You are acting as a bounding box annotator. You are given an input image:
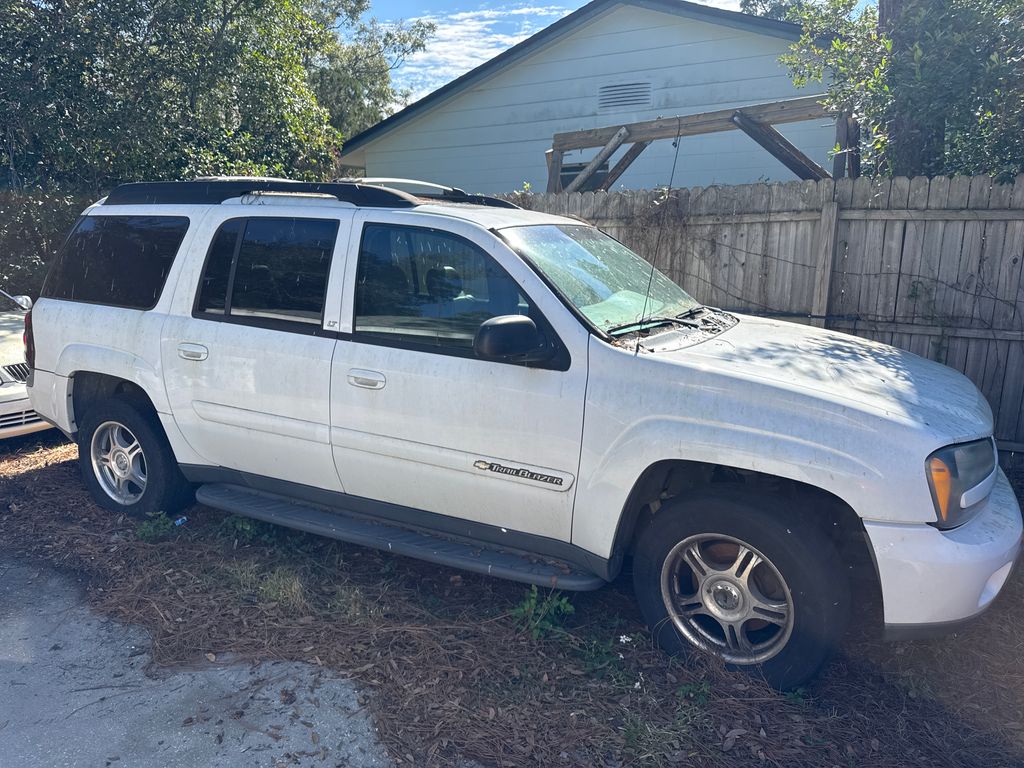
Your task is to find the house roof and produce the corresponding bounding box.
[339,0,803,160]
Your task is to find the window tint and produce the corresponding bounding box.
[354,224,530,349]
[43,216,189,309]
[194,217,338,326]
[196,219,241,314]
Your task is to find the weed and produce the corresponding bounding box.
[135,511,175,542]
[327,583,373,621]
[510,585,574,639]
[259,566,308,613]
[222,560,262,594]
[220,514,279,545]
[676,680,711,707]
[785,687,808,704]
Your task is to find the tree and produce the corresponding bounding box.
[783,0,1024,180]
[740,0,808,21]
[311,18,433,141]
[0,0,432,191]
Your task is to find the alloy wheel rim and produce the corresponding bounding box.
[90,421,147,505]
[660,533,794,665]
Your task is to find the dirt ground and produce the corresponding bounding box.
[2,430,1024,768]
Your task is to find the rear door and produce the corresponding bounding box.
[161,208,351,490]
[328,211,590,541]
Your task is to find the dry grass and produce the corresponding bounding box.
[3,431,1024,767]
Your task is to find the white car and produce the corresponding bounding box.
[0,291,50,439]
[26,178,1022,689]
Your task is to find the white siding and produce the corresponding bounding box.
[355,5,835,192]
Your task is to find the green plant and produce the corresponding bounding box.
[220,514,280,545]
[510,585,574,639]
[676,680,712,708]
[785,686,808,704]
[135,511,176,542]
[259,567,309,613]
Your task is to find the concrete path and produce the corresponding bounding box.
[0,556,394,768]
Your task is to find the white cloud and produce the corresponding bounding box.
[391,0,745,106]
[393,4,573,102]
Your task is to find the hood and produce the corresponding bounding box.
[0,310,27,367]
[655,314,992,442]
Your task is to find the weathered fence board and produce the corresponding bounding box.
[512,175,1024,448]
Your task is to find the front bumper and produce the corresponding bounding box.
[865,468,1022,634]
[0,384,51,439]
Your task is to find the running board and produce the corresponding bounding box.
[195,483,605,591]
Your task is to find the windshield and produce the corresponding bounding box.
[501,224,699,334]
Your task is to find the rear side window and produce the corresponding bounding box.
[42,216,190,309]
[194,217,338,327]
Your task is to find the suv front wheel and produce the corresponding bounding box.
[632,489,849,690]
[78,399,193,517]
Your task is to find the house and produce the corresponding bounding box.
[339,0,836,193]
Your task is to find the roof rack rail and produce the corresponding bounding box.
[102,179,420,208]
[336,177,520,210]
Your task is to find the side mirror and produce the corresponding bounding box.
[13,295,32,311]
[473,315,552,363]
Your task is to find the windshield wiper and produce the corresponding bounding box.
[605,310,703,336]
[675,305,706,320]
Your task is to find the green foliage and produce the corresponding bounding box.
[0,0,432,191]
[312,18,434,141]
[220,514,280,544]
[783,0,1024,180]
[676,680,712,707]
[510,585,575,639]
[136,511,177,542]
[0,192,91,295]
[740,0,809,21]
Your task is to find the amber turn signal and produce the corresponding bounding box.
[928,456,953,523]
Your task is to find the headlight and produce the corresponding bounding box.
[926,438,997,529]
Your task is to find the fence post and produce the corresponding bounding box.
[810,200,839,328]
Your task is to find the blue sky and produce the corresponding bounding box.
[377,0,743,102]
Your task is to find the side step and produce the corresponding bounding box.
[195,483,606,591]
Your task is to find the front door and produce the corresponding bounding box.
[329,214,588,541]
[162,211,349,490]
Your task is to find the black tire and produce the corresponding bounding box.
[77,398,193,518]
[632,488,849,690]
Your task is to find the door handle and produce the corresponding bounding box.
[177,343,209,361]
[347,369,386,390]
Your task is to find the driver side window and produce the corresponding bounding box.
[353,224,530,351]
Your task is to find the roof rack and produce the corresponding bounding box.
[102,179,420,208]
[336,177,520,210]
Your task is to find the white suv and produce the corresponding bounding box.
[27,178,1022,688]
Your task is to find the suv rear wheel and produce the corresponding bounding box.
[632,489,849,690]
[78,399,193,517]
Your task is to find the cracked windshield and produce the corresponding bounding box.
[502,224,699,334]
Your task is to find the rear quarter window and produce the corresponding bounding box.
[42,215,190,309]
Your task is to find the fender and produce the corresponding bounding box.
[55,343,172,416]
[571,336,953,558]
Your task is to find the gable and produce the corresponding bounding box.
[340,0,802,164]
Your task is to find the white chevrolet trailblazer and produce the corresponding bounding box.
[26,178,1021,688]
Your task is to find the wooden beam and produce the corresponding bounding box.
[598,141,650,191]
[552,95,830,151]
[545,149,563,193]
[730,111,831,181]
[809,201,839,327]
[563,127,630,194]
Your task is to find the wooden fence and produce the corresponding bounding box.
[511,175,1024,450]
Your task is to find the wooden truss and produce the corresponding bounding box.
[545,95,859,193]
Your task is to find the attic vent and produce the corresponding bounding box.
[598,82,652,112]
